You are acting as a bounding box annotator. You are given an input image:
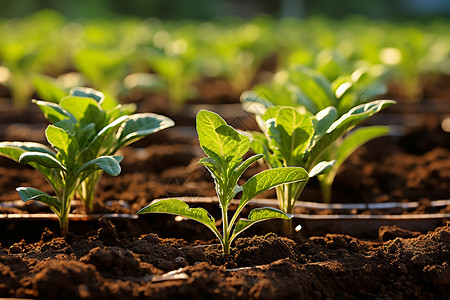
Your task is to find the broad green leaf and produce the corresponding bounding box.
[32,74,68,104]
[311,107,338,137]
[77,123,96,149]
[241,84,295,114]
[54,119,75,133]
[81,115,128,158]
[309,160,335,177]
[0,142,56,179]
[0,142,55,162]
[70,87,104,103]
[19,152,65,171]
[198,157,222,185]
[307,100,395,167]
[240,167,309,207]
[60,96,106,128]
[32,100,74,123]
[232,207,291,240]
[240,90,271,116]
[196,110,250,163]
[290,88,319,115]
[45,125,72,154]
[115,113,175,151]
[268,107,314,165]
[16,187,61,212]
[249,132,283,169]
[335,126,389,168]
[288,66,336,113]
[106,103,137,121]
[78,156,121,176]
[137,198,218,236]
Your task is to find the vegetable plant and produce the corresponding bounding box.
[137,110,309,254]
[242,65,395,204]
[31,86,174,212]
[0,134,122,235]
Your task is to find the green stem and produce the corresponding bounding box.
[59,174,77,235]
[80,171,102,213]
[221,202,231,255]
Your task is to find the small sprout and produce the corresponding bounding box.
[138,110,309,255]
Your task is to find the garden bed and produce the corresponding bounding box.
[1,218,449,299]
[1,73,450,299]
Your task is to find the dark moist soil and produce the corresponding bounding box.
[0,219,449,299]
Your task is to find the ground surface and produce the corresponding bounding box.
[1,220,449,299]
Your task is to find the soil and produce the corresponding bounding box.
[0,75,450,298]
[0,219,449,299]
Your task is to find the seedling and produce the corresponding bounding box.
[0,136,122,235]
[242,65,395,203]
[31,86,174,212]
[137,110,309,254]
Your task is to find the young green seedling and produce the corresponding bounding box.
[0,130,122,235]
[137,110,309,255]
[32,86,174,212]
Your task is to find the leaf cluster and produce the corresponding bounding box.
[138,110,309,254]
[242,65,395,205]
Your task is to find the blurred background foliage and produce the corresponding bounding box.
[1,0,450,20]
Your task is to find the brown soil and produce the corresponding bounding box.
[0,219,449,299]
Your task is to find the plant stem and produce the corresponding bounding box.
[80,171,102,213]
[59,175,77,235]
[282,218,293,238]
[221,202,231,255]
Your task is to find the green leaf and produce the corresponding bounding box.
[198,157,221,180]
[307,100,395,167]
[240,167,309,207]
[78,156,121,176]
[70,87,105,103]
[249,132,283,169]
[196,110,250,164]
[60,96,105,127]
[232,207,291,239]
[115,113,175,151]
[288,66,336,113]
[311,107,338,137]
[309,160,335,177]
[137,198,218,236]
[0,142,56,180]
[335,126,389,169]
[81,115,128,159]
[32,100,74,124]
[32,73,68,104]
[268,107,314,165]
[16,187,61,212]
[234,154,264,181]
[76,123,96,149]
[45,125,73,154]
[0,142,55,162]
[19,152,65,171]
[240,90,270,116]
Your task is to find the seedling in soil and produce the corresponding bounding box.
[31,86,174,212]
[137,110,309,254]
[0,138,122,235]
[242,65,395,203]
